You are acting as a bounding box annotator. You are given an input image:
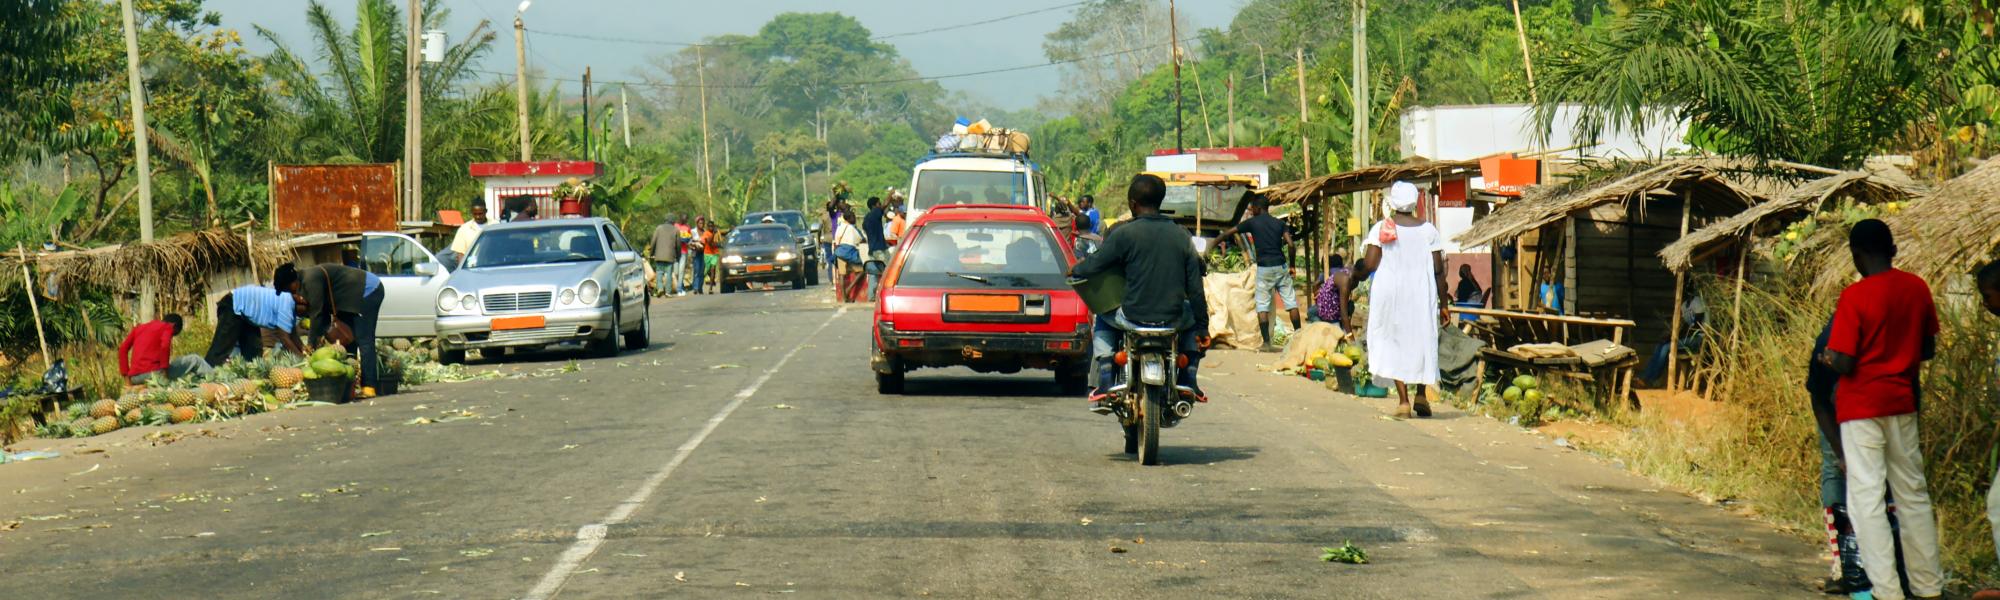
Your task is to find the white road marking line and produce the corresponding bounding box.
[524,306,848,600]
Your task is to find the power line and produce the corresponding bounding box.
[467,33,1195,91]
[521,1,1087,48]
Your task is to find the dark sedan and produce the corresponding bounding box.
[717,224,808,293]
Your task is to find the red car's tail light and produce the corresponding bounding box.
[1046,340,1073,350]
[897,338,925,348]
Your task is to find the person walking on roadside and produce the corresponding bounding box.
[832,207,866,303]
[1818,219,1942,600]
[649,213,682,297]
[1208,193,1301,352]
[119,314,209,383]
[686,217,708,295]
[1351,181,1449,419]
[701,221,721,294]
[205,273,306,366]
[885,190,908,247]
[862,197,890,301]
[1970,261,2000,600]
[283,263,387,399]
[675,217,694,295]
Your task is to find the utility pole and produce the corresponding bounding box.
[724,137,731,172]
[1295,48,1310,179]
[118,0,155,319]
[1169,0,1182,153]
[1510,0,1537,104]
[405,0,422,221]
[697,46,713,222]
[1227,73,1236,147]
[513,3,532,161]
[620,84,631,149]
[799,161,807,212]
[1351,0,1371,255]
[770,156,777,211]
[582,66,592,162]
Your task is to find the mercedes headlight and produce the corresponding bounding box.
[775,251,796,261]
[438,288,460,312]
[578,279,602,305]
[721,255,743,264]
[559,288,577,305]
[459,293,478,312]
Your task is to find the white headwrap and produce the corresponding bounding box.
[1386,181,1420,213]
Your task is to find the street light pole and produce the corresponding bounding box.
[117,0,155,319]
[513,1,532,161]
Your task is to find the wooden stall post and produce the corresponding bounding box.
[1665,199,1692,390]
[17,243,50,374]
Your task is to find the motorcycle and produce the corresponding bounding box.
[1106,324,1197,466]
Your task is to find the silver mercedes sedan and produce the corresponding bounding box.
[433,217,651,363]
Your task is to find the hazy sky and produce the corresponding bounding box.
[211,0,1244,110]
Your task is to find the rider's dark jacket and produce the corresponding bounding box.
[1071,213,1209,327]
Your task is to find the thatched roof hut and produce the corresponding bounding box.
[4,229,294,312]
[1257,157,1481,206]
[1456,161,1762,248]
[1807,156,2000,295]
[1658,170,1928,273]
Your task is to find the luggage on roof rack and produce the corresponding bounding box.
[934,129,1030,157]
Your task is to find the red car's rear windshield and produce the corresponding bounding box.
[899,222,1067,289]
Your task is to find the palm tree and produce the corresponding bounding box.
[1531,0,1951,169]
[256,0,493,165]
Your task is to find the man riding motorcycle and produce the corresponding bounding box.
[1069,173,1209,414]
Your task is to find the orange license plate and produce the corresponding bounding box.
[491,316,546,331]
[747,264,774,273]
[947,294,1021,313]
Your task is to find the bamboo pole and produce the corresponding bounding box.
[1509,0,1537,104]
[1666,199,1693,390]
[18,243,50,373]
[1728,234,1748,361]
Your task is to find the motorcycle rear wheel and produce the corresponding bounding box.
[1138,385,1163,465]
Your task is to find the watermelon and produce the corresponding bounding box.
[1523,390,1545,405]
[311,345,347,363]
[1502,386,1523,402]
[1512,375,1539,390]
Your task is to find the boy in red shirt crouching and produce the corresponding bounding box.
[1819,219,1942,600]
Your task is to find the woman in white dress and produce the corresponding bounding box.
[1353,181,1450,418]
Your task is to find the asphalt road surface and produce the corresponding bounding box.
[1,288,1824,598]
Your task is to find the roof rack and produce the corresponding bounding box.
[926,204,1041,213]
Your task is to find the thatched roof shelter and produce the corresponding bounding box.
[1257,157,1481,206]
[1806,156,2000,294]
[4,229,294,309]
[1455,161,1764,248]
[1658,170,1928,273]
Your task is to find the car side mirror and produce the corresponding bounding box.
[613,250,639,264]
[415,262,439,277]
[810,223,823,234]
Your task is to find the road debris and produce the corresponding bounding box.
[769,404,795,410]
[674,571,686,583]
[459,548,494,557]
[1320,541,1368,564]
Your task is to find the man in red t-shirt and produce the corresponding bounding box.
[117,314,207,384]
[1818,219,1942,600]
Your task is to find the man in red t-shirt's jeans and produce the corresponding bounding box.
[1819,219,1942,600]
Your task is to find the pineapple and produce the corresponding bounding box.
[166,388,199,407]
[69,416,93,435]
[123,408,142,424]
[270,367,304,388]
[89,399,118,418]
[116,393,145,414]
[169,406,197,424]
[272,388,295,404]
[199,382,230,404]
[90,416,120,435]
[231,380,263,397]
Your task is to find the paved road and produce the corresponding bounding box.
[1,289,1823,598]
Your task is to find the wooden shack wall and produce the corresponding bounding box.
[1564,199,1685,354]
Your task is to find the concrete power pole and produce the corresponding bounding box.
[770,156,777,211]
[620,84,631,149]
[1351,0,1371,255]
[405,0,422,221]
[1170,0,1182,154]
[118,0,155,319]
[697,46,713,222]
[1295,48,1309,179]
[513,6,531,161]
[582,67,591,161]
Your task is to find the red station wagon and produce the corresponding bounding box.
[870,205,1093,394]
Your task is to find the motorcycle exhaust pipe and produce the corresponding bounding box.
[1171,400,1193,418]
